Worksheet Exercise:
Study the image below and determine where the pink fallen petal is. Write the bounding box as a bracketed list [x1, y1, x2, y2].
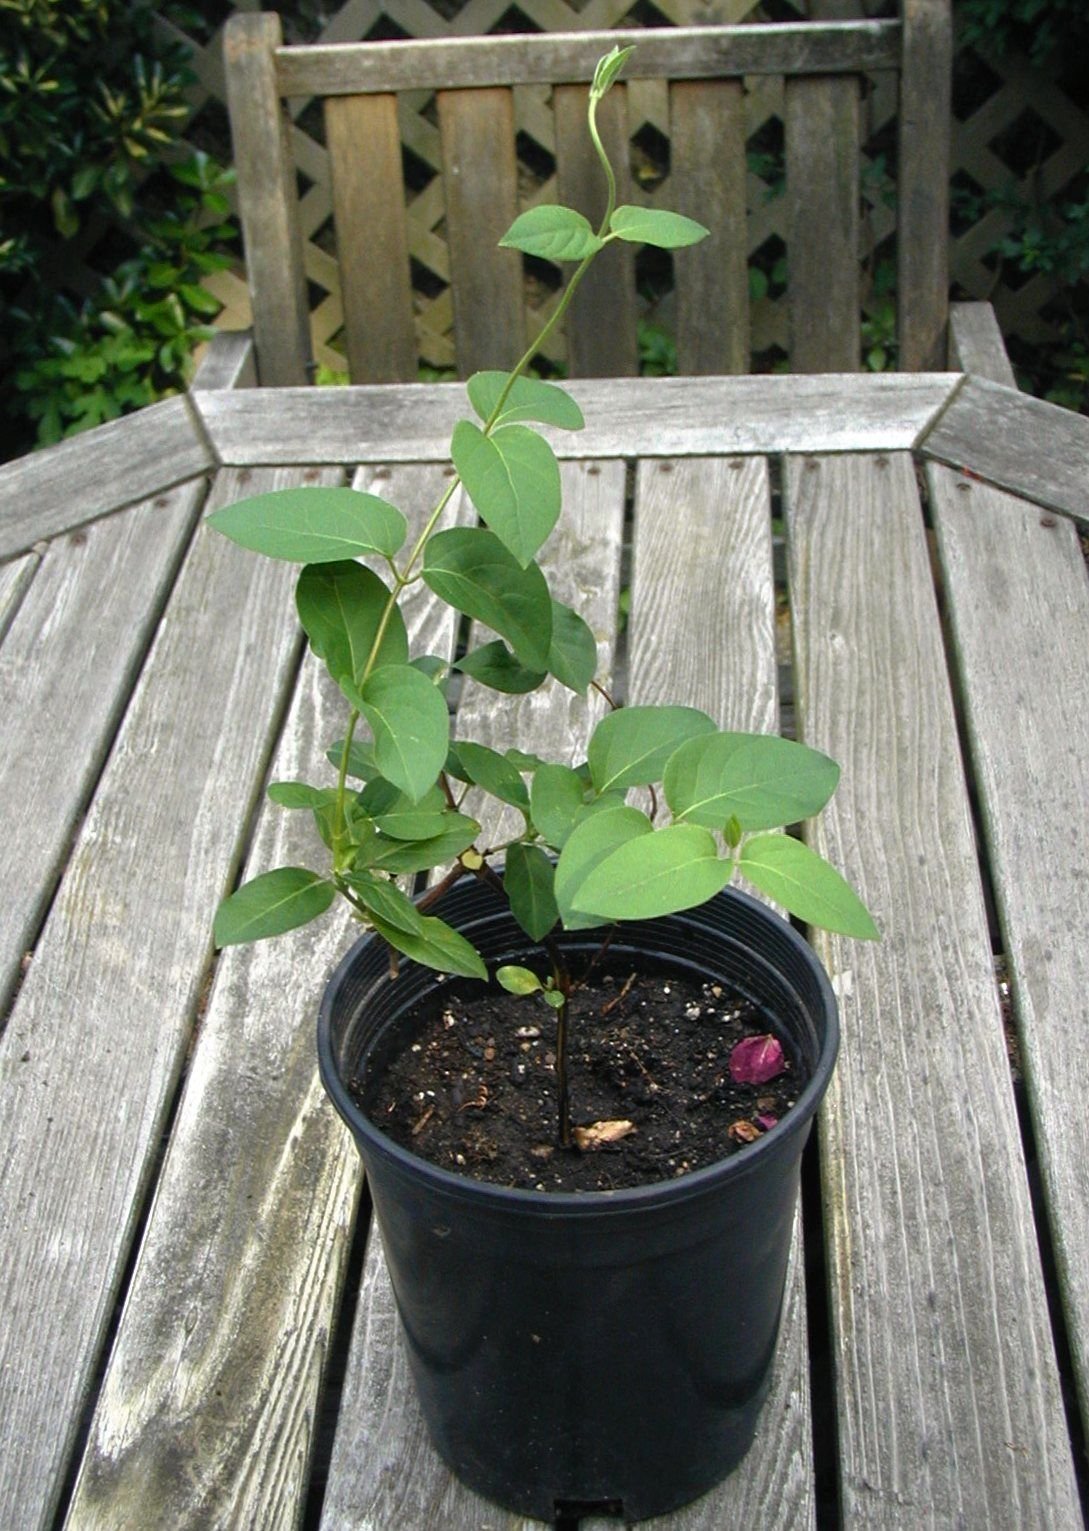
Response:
[756, 1113, 779, 1131]
[729, 1034, 785, 1085]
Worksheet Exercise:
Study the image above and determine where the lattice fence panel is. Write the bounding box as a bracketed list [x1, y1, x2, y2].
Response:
[44, 1, 1089, 370]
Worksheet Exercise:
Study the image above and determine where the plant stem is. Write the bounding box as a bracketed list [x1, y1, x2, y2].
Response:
[546, 938, 574, 1148]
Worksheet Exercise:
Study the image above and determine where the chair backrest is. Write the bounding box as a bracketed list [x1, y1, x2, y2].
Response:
[224, 4, 951, 387]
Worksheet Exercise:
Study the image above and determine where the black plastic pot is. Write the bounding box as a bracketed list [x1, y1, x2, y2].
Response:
[317, 879, 837, 1523]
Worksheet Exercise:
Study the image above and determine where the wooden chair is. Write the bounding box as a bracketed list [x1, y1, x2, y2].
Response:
[224, 4, 952, 386]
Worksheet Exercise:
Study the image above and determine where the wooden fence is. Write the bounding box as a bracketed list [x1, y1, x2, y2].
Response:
[108, 1, 1087, 371]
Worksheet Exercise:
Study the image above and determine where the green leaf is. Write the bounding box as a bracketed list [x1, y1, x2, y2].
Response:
[455, 640, 547, 695]
[296, 561, 408, 698]
[357, 779, 450, 840]
[499, 205, 604, 261]
[207, 486, 407, 562]
[530, 763, 586, 847]
[496, 964, 544, 995]
[367, 910, 487, 980]
[554, 805, 653, 929]
[346, 872, 425, 936]
[568, 824, 732, 921]
[738, 835, 880, 940]
[609, 206, 709, 249]
[354, 814, 480, 874]
[452, 420, 561, 568]
[588, 705, 716, 792]
[422, 527, 552, 671]
[358, 664, 450, 804]
[213, 867, 336, 946]
[455, 740, 530, 812]
[663, 733, 841, 832]
[591, 44, 635, 99]
[326, 737, 378, 782]
[547, 599, 597, 694]
[467, 372, 584, 431]
[267, 781, 338, 810]
[504, 843, 560, 940]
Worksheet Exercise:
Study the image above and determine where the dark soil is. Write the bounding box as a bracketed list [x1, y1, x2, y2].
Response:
[353, 968, 804, 1193]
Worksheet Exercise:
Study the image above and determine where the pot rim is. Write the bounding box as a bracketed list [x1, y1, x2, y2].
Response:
[317, 884, 839, 1216]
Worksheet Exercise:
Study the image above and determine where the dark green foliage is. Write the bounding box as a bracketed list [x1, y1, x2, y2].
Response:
[955, 0, 1089, 67]
[1, 0, 237, 454]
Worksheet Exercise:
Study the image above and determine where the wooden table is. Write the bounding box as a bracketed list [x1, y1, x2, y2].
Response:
[2, 316, 1088, 1530]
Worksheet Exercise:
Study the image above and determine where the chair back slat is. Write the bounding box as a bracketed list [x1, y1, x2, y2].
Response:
[438, 88, 526, 376]
[325, 94, 417, 383]
[671, 79, 750, 375]
[785, 74, 861, 372]
[225, 12, 311, 385]
[554, 84, 638, 378]
[224, 10, 952, 384]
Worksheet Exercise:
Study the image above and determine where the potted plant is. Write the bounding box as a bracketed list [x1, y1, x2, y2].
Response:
[210, 48, 877, 1524]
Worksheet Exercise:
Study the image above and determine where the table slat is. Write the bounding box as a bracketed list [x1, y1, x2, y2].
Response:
[591, 455, 815, 1531]
[0, 468, 329, 1531]
[928, 463, 1089, 1427]
[785, 452, 1081, 1528]
[321, 459, 625, 1528]
[0, 484, 202, 1019]
[0, 547, 40, 644]
[194, 374, 960, 467]
[920, 374, 1089, 527]
[0, 399, 213, 559]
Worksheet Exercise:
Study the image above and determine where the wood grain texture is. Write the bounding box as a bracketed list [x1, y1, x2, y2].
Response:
[327, 94, 416, 383]
[554, 85, 637, 377]
[0, 484, 202, 1021]
[785, 452, 1080, 1528]
[195, 373, 961, 466]
[671, 79, 749, 375]
[947, 301, 1016, 387]
[896, 0, 953, 371]
[919, 373, 1089, 525]
[927, 462, 1089, 1430]
[64, 461, 467, 1531]
[785, 74, 861, 372]
[0, 548, 39, 647]
[275, 23, 902, 98]
[320, 461, 626, 1527]
[0, 398, 212, 559]
[620, 455, 815, 1531]
[191, 329, 257, 391]
[0, 467, 334, 1531]
[225, 13, 311, 386]
[438, 88, 526, 376]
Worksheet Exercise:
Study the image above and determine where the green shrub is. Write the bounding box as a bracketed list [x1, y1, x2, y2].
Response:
[1, 0, 236, 454]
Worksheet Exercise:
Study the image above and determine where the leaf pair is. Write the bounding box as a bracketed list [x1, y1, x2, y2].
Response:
[499, 204, 708, 263]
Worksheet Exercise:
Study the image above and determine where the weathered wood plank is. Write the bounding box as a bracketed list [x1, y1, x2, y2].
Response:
[0, 548, 40, 647]
[927, 462, 1089, 1433]
[785, 74, 860, 372]
[195, 373, 961, 466]
[785, 452, 1080, 1528]
[321, 461, 626, 1527]
[64, 462, 463, 1531]
[225, 13, 311, 386]
[611, 455, 814, 1531]
[896, 0, 953, 371]
[947, 300, 1016, 387]
[437, 88, 526, 375]
[0, 399, 212, 559]
[554, 85, 637, 377]
[919, 374, 1089, 526]
[191, 329, 257, 391]
[0, 466, 337, 1531]
[671, 79, 749, 375]
[0, 483, 202, 1021]
[275, 23, 902, 98]
[326, 94, 417, 383]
